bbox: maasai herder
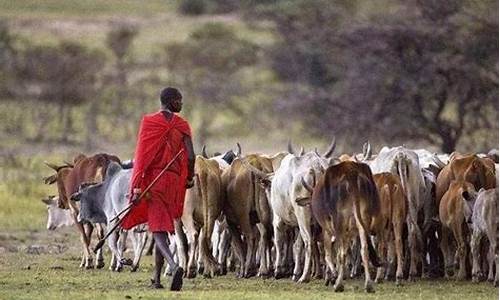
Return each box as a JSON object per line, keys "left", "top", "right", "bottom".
{"left": 121, "top": 87, "right": 195, "bottom": 291}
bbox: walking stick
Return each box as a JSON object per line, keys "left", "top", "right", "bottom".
{"left": 93, "top": 148, "right": 185, "bottom": 253}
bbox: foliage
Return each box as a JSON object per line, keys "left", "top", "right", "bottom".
{"left": 259, "top": 0, "right": 498, "bottom": 152}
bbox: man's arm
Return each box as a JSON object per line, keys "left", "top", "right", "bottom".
{"left": 182, "top": 134, "right": 195, "bottom": 183}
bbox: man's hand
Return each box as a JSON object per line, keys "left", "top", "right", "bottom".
{"left": 131, "top": 188, "right": 141, "bottom": 205}
{"left": 185, "top": 177, "right": 195, "bottom": 189}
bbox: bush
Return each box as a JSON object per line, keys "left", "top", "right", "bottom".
{"left": 179, "top": 0, "right": 206, "bottom": 15}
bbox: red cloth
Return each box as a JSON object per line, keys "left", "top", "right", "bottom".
{"left": 121, "top": 111, "right": 191, "bottom": 233}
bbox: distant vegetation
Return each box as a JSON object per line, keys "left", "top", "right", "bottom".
{"left": 0, "top": 0, "right": 497, "bottom": 159}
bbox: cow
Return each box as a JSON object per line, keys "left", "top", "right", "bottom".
{"left": 41, "top": 195, "right": 74, "bottom": 230}
{"left": 71, "top": 161, "right": 148, "bottom": 272}
{"left": 367, "top": 146, "right": 426, "bottom": 279}
{"left": 222, "top": 153, "right": 275, "bottom": 278}
{"left": 266, "top": 150, "right": 332, "bottom": 283}
{"left": 470, "top": 188, "right": 499, "bottom": 285}
{"left": 370, "top": 173, "right": 407, "bottom": 285}
{"left": 176, "top": 155, "right": 222, "bottom": 278}
{"left": 438, "top": 179, "right": 477, "bottom": 280}
{"left": 436, "top": 154, "right": 496, "bottom": 209}
{"left": 298, "top": 161, "right": 381, "bottom": 292}
{"left": 44, "top": 153, "right": 121, "bottom": 269}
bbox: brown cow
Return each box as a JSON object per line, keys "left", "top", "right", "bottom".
{"left": 300, "top": 161, "right": 381, "bottom": 292}
{"left": 371, "top": 173, "right": 407, "bottom": 285}
{"left": 222, "top": 154, "right": 274, "bottom": 278}
{"left": 176, "top": 155, "right": 222, "bottom": 278}
{"left": 44, "top": 153, "right": 120, "bottom": 269}
{"left": 436, "top": 154, "right": 496, "bottom": 208}
{"left": 439, "top": 179, "right": 477, "bottom": 280}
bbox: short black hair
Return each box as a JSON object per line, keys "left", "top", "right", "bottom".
{"left": 160, "top": 87, "right": 182, "bottom": 105}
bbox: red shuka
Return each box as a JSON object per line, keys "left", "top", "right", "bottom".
{"left": 121, "top": 111, "right": 191, "bottom": 233}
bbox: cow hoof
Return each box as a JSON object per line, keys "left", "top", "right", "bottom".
{"left": 487, "top": 276, "right": 494, "bottom": 283}
{"left": 396, "top": 276, "right": 404, "bottom": 286}
{"left": 472, "top": 275, "right": 480, "bottom": 283}
{"left": 96, "top": 259, "right": 105, "bottom": 269}
{"left": 365, "top": 284, "right": 375, "bottom": 293}
{"left": 258, "top": 272, "right": 271, "bottom": 279}
{"left": 297, "top": 276, "right": 309, "bottom": 284}
{"left": 375, "top": 277, "right": 383, "bottom": 284}
{"left": 115, "top": 265, "right": 123, "bottom": 272}
{"left": 130, "top": 266, "right": 138, "bottom": 273}
{"left": 274, "top": 272, "right": 286, "bottom": 280}
{"left": 292, "top": 274, "right": 300, "bottom": 282}
{"left": 494, "top": 280, "right": 498, "bottom": 287}
{"left": 333, "top": 283, "right": 344, "bottom": 292}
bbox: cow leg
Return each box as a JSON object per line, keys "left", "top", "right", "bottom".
{"left": 292, "top": 233, "right": 303, "bottom": 281}
{"left": 323, "top": 229, "right": 336, "bottom": 286}
{"left": 201, "top": 220, "right": 220, "bottom": 278}
{"left": 440, "top": 227, "right": 454, "bottom": 278}
{"left": 183, "top": 215, "right": 199, "bottom": 278}
{"left": 375, "top": 231, "right": 386, "bottom": 283}
{"left": 243, "top": 228, "right": 258, "bottom": 278}
{"left": 471, "top": 229, "right": 483, "bottom": 282}
{"left": 227, "top": 224, "right": 245, "bottom": 278}
{"left": 273, "top": 218, "right": 287, "bottom": 279}
{"left": 257, "top": 223, "right": 271, "bottom": 278}
{"left": 297, "top": 219, "right": 313, "bottom": 283}
{"left": 94, "top": 223, "right": 105, "bottom": 269}
{"left": 451, "top": 223, "right": 467, "bottom": 280}
{"left": 131, "top": 231, "right": 148, "bottom": 272}
{"left": 333, "top": 235, "right": 346, "bottom": 292}
{"left": 218, "top": 227, "right": 231, "bottom": 275}
{"left": 174, "top": 220, "right": 188, "bottom": 272}
{"left": 83, "top": 223, "right": 95, "bottom": 269}
{"left": 393, "top": 219, "right": 405, "bottom": 285}
{"left": 486, "top": 229, "right": 498, "bottom": 285}
{"left": 354, "top": 210, "right": 375, "bottom": 293}
{"left": 107, "top": 230, "right": 122, "bottom": 272}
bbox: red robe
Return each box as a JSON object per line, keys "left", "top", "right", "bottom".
{"left": 121, "top": 111, "right": 191, "bottom": 233}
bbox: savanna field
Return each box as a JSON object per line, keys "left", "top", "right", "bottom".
{"left": 1, "top": 1, "right": 499, "bottom": 299}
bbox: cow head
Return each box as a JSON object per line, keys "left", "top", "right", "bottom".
{"left": 41, "top": 195, "right": 74, "bottom": 230}
{"left": 43, "top": 161, "right": 73, "bottom": 209}
{"left": 71, "top": 182, "right": 107, "bottom": 224}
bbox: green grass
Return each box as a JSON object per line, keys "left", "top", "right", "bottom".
{"left": 0, "top": 245, "right": 497, "bottom": 300}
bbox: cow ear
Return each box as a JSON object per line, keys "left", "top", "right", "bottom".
{"left": 41, "top": 197, "right": 54, "bottom": 205}
{"left": 296, "top": 197, "right": 311, "bottom": 207}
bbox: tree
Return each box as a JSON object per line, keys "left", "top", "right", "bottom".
{"left": 260, "top": 0, "right": 498, "bottom": 152}
{"left": 164, "top": 23, "right": 258, "bottom": 147}
{"left": 14, "top": 40, "right": 105, "bottom": 142}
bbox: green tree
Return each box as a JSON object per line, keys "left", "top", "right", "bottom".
{"left": 164, "top": 23, "right": 258, "bottom": 147}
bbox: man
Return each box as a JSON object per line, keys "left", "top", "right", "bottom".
{"left": 121, "top": 87, "right": 195, "bottom": 291}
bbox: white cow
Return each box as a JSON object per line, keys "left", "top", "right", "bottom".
{"left": 368, "top": 146, "right": 426, "bottom": 279}
{"left": 269, "top": 151, "right": 332, "bottom": 283}
{"left": 42, "top": 196, "right": 74, "bottom": 230}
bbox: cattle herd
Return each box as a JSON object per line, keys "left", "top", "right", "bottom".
{"left": 41, "top": 139, "right": 499, "bottom": 293}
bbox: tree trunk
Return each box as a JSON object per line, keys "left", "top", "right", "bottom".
{"left": 439, "top": 132, "right": 457, "bottom": 153}
{"left": 85, "top": 99, "right": 99, "bottom": 151}
{"left": 61, "top": 105, "right": 73, "bottom": 143}
{"left": 197, "top": 112, "right": 210, "bottom": 150}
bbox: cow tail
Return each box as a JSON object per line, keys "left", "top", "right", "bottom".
{"left": 397, "top": 157, "right": 422, "bottom": 250}
{"left": 354, "top": 175, "right": 381, "bottom": 268}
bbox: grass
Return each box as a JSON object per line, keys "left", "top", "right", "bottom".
{"left": 0, "top": 229, "right": 497, "bottom": 300}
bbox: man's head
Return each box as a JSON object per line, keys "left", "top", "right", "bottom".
{"left": 160, "top": 87, "right": 183, "bottom": 113}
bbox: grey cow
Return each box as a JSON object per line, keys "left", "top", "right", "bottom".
{"left": 72, "top": 162, "right": 148, "bottom": 272}
{"left": 470, "top": 187, "right": 499, "bottom": 286}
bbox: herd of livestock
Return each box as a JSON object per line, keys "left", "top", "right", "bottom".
{"left": 41, "top": 139, "right": 499, "bottom": 293}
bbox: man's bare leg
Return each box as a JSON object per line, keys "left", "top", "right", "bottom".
{"left": 153, "top": 232, "right": 183, "bottom": 291}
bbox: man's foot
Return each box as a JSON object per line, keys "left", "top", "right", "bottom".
{"left": 170, "top": 267, "right": 184, "bottom": 291}
{"left": 149, "top": 278, "right": 164, "bottom": 289}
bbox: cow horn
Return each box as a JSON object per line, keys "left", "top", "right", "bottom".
{"left": 323, "top": 137, "right": 336, "bottom": 158}
{"left": 236, "top": 142, "right": 242, "bottom": 157}
{"left": 314, "top": 148, "right": 320, "bottom": 156}
{"left": 362, "top": 142, "right": 372, "bottom": 161}
{"left": 287, "top": 139, "right": 296, "bottom": 155}
{"left": 241, "top": 158, "right": 272, "bottom": 179}
{"left": 299, "top": 147, "right": 305, "bottom": 156}
{"left": 301, "top": 176, "right": 314, "bottom": 194}
{"left": 432, "top": 154, "right": 446, "bottom": 169}
{"left": 63, "top": 160, "right": 74, "bottom": 168}
{"left": 44, "top": 161, "right": 67, "bottom": 172}
{"left": 201, "top": 145, "right": 209, "bottom": 158}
